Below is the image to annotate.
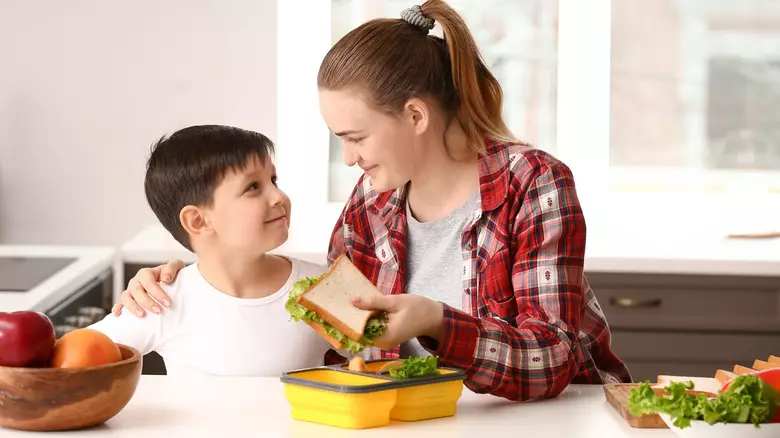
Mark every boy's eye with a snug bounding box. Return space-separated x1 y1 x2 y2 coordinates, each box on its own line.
245 182 258 192
271 176 278 187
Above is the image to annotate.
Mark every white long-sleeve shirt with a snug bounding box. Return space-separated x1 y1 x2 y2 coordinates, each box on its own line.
90 258 331 377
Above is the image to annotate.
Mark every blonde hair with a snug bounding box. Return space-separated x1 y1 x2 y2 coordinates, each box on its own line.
317 0 516 154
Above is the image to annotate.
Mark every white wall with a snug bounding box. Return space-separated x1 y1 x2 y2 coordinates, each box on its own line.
0 0 277 246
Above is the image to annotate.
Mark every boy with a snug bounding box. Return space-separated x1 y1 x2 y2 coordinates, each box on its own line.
90 125 331 377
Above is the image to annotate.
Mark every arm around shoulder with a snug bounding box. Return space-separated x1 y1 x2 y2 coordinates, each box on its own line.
89 281 178 355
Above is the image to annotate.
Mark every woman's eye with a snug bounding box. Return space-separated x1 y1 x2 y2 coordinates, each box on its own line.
345 137 363 144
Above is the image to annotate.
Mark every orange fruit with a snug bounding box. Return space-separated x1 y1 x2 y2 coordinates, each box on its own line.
51 328 121 368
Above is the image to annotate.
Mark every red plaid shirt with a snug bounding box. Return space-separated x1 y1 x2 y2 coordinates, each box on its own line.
327 140 631 401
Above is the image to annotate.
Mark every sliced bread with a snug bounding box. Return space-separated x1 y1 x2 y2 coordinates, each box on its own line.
297 255 384 342
305 320 344 350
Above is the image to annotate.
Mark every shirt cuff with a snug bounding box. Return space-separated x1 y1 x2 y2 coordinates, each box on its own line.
418 304 479 370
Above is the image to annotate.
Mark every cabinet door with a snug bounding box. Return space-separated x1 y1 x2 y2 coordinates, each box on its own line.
588 272 780 383
589 273 780 331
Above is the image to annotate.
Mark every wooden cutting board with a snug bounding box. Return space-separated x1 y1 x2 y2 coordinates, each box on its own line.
603 384 667 428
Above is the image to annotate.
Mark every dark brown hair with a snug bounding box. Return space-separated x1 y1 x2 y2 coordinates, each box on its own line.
317 0 516 154
144 125 274 251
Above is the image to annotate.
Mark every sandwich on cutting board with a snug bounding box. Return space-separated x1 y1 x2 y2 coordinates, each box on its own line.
285 255 388 353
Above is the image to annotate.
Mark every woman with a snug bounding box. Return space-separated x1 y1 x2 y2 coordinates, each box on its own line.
115 0 631 401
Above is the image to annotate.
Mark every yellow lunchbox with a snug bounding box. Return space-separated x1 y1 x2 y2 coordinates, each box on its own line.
281 359 466 430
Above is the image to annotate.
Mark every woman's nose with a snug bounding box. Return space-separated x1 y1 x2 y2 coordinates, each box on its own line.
342 144 360 167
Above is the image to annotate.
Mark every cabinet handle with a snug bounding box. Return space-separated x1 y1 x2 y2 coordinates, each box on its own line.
728 232 780 239
609 297 662 309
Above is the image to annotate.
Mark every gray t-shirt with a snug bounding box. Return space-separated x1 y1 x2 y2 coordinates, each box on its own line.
400 191 479 358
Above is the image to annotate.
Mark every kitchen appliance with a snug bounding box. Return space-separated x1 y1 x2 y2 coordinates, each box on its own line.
0 257 77 292
38 269 113 337
0 255 114 337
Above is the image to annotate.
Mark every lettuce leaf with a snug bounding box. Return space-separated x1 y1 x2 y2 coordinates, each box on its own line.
362 317 385 343
628 375 780 429
285 276 386 354
389 356 441 379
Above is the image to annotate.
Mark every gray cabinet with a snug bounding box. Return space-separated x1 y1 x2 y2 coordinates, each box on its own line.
588 272 780 382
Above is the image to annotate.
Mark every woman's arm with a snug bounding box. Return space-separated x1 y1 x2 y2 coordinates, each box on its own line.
112 260 186 317
421 163 587 401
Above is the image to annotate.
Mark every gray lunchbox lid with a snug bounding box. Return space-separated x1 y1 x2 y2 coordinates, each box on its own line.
280 359 466 394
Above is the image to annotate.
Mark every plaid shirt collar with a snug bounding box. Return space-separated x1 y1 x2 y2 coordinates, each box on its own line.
366 139 512 221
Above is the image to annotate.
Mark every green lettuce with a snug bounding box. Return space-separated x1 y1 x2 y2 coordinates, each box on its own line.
389 356 441 379
285 275 386 354
628 375 780 429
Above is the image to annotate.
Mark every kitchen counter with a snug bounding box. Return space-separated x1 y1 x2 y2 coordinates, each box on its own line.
122 224 780 277
120 225 327 266
0 245 116 312
0 376 672 438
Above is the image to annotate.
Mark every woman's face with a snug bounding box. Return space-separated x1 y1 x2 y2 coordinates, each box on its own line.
319 88 422 193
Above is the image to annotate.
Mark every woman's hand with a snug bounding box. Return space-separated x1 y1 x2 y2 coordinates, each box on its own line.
111 259 186 318
351 294 444 350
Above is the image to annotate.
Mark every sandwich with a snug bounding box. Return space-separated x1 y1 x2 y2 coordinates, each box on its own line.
285 255 387 353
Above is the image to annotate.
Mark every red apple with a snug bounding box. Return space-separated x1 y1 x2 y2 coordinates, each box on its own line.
0 311 56 367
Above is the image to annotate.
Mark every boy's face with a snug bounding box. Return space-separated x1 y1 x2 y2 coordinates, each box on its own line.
202 155 291 256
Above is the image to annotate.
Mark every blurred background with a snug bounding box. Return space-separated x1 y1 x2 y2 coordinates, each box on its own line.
0 0 778 379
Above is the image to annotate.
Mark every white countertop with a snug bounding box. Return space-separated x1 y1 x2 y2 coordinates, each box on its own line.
0 376 672 438
122 224 780 277
0 245 117 313
120 224 327 266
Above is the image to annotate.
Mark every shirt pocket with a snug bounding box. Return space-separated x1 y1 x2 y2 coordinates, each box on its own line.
347 232 400 292
373 235 399 271
478 246 519 324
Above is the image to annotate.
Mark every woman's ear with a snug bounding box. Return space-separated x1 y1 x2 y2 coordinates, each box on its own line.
179 205 211 238
404 98 430 135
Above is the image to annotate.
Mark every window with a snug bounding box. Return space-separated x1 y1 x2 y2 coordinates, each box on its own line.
707 57 780 171
276 0 780 254
609 0 780 189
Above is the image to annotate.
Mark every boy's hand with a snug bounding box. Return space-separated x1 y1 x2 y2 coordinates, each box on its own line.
351 294 443 350
112 259 185 318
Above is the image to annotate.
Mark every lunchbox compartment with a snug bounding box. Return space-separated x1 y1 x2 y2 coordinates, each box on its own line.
391 379 464 421
333 359 467 422
282 361 467 427
283 368 391 392
281 368 397 429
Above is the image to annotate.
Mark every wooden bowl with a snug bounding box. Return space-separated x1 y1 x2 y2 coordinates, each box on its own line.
0 344 142 431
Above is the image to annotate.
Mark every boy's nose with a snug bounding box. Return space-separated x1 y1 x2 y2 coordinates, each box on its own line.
270 186 287 206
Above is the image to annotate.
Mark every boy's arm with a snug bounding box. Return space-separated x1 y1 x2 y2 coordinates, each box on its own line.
88 307 164 355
